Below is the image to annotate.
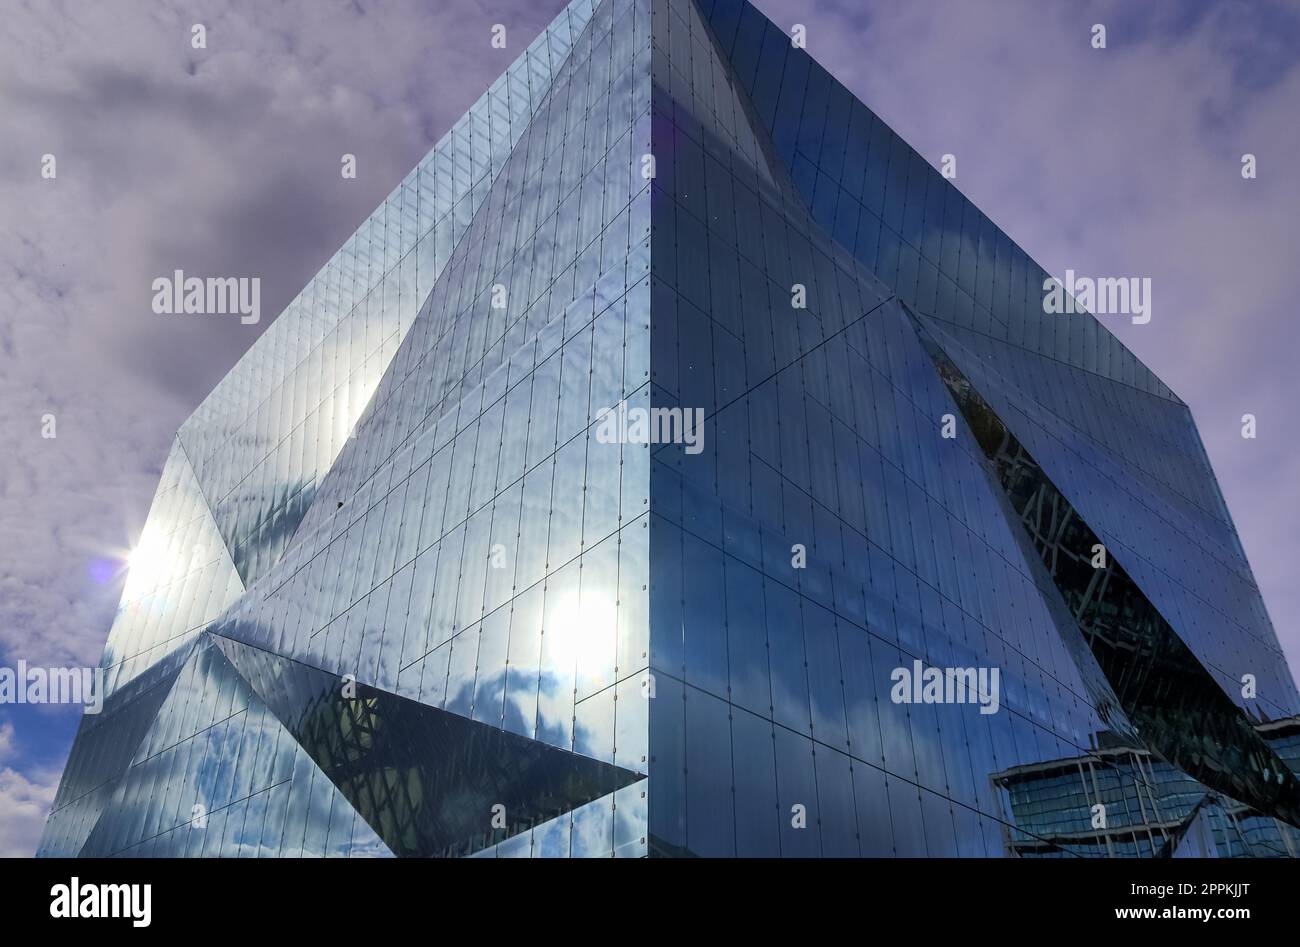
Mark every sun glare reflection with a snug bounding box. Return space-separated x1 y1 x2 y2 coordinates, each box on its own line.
124 536 167 596
545 587 617 681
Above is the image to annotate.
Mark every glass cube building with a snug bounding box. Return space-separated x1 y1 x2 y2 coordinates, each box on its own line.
39 0 1300 858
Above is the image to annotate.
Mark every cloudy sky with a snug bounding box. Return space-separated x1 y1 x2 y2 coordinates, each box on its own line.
1 0 1297 856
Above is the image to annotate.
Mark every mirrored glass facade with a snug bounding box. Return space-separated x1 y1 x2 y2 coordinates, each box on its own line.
41 0 1298 859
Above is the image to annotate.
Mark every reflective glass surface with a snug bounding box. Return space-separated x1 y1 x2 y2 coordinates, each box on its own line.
41 0 1300 859
641 0 1299 858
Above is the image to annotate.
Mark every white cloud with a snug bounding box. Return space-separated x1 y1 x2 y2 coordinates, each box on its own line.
0 765 59 857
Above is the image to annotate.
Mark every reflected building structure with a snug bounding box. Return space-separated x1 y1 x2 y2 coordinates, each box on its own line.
993 717 1300 858
40 0 1299 858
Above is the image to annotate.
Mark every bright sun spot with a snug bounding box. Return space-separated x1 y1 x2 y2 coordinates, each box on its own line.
544 588 617 680
125 538 168 594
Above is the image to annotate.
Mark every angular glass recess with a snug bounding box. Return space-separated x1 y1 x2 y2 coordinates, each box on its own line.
36 643 194 857
903 305 1300 828
213 635 643 857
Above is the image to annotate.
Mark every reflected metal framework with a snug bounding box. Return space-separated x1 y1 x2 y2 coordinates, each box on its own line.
40 0 1299 859
905 307 1300 830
